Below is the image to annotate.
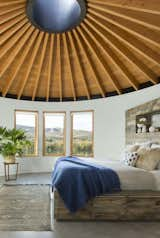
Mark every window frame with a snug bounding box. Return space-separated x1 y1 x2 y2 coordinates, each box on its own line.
70 110 94 157
14 110 39 157
43 111 66 157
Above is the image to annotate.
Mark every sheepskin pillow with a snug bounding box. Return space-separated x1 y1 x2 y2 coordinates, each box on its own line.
138 141 152 149
124 152 139 167
125 144 140 153
136 147 160 171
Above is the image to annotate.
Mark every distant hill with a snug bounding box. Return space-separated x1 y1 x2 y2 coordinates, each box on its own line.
17 125 91 139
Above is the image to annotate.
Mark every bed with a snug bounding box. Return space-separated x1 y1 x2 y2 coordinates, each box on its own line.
52 158 160 221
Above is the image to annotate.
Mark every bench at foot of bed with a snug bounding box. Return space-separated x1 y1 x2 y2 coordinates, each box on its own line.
54 190 160 221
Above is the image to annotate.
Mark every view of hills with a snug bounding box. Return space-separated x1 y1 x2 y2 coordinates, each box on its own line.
17 125 92 156
17 125 91 139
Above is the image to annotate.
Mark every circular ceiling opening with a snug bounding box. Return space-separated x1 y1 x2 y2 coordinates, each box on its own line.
26 0 87 33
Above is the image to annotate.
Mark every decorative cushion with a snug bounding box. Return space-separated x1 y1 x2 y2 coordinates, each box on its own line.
136 148 160 171
125 144 140 153
124 152 139 167
125 142 152 154
151 145 160 170
138 141 152 149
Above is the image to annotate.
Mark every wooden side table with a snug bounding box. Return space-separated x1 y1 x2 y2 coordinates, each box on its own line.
4 162 19 181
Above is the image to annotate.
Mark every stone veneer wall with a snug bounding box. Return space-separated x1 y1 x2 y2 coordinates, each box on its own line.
126 98 160 145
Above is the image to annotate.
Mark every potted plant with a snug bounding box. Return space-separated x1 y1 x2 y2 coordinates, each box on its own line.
0 127 31 163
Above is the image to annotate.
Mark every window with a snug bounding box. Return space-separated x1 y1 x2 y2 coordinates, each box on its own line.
15 110 38 156
43 112 66 156
71 111 94 157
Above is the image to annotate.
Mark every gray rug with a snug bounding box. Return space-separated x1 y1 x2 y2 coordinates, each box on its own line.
0 185 53 231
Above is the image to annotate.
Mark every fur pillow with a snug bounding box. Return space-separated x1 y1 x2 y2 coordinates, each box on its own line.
124 152 139 167
125 142 152 153
136 148 160 171
138 141 152 149
125 144 140 153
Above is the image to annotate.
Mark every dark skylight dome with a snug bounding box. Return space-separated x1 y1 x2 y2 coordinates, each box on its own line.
26 0 87 33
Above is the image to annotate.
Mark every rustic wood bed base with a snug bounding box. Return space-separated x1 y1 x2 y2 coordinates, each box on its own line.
54 190 160 221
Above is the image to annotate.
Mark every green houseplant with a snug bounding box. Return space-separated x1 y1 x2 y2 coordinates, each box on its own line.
0 127 31 163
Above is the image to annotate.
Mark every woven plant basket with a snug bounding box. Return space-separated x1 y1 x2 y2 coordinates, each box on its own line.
4 155 16 163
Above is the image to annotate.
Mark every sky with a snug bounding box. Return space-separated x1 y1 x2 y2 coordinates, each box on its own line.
16 112 92 131
73 113 92 131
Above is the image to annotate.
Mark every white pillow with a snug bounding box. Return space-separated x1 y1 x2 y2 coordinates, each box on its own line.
151 145 160 170
125 142 152 152
151 144 160 149
138 141 152 149
125 144 140 153
124 152 139 167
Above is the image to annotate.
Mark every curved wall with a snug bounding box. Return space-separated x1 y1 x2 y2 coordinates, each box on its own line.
0 84 160 175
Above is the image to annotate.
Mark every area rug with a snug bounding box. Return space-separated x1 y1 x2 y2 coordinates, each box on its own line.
0 185 53 231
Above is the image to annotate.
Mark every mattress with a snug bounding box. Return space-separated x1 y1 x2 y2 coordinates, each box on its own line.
82 159 160 191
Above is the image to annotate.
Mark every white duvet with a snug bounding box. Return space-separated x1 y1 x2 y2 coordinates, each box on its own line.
82 158 160 191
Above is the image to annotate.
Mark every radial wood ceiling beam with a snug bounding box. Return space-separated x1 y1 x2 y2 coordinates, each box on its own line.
73 29 105 97
88 8 160 49
0 22 31 58
80 23 122 94
2 30 39 97
67 32 91 100
1 17 28 45
89 16 158 84
56 34 63 101
0 14 26 34
89 0 160 15
88 3 160 32
89 13 160 77
0 4 25 16
0 9 25 25
81 20 139 91
0 25 34 79
17 31 43 100
62 34 76 101
46 34 54 102
0 0 26 7
0 0 25 7
32 33 49 101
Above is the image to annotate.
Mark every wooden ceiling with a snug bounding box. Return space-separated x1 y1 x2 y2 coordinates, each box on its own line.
0 0 160 101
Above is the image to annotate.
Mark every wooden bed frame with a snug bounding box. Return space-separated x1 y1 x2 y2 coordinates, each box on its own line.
54 190 160 221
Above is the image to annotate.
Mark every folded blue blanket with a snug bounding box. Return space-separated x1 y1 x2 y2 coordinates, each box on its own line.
51 156 121 213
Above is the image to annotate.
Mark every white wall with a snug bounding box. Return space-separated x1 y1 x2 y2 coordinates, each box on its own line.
0 84 160 175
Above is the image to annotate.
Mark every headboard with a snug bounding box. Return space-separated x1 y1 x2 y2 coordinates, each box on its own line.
126 98 160 145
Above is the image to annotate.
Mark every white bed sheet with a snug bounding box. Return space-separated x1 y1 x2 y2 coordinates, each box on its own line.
150 170 160 191
82 158 159 191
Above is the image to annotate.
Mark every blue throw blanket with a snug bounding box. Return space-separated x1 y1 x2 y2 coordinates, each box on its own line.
51 156 121 213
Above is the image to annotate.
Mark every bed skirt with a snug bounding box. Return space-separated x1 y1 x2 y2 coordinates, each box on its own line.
54 190 160 221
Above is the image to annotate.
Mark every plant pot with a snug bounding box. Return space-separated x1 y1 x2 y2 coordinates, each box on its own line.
4 155 16 163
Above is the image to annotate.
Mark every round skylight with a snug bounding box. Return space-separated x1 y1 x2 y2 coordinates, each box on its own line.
26 0 87 33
